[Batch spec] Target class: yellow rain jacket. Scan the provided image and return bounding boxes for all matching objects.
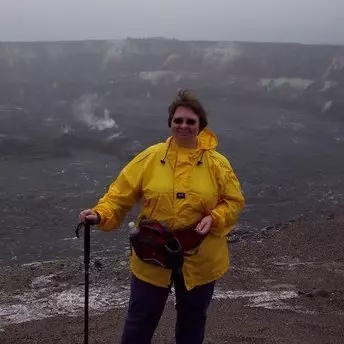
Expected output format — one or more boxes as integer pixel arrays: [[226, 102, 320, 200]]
[[93, 128, 245, 290]]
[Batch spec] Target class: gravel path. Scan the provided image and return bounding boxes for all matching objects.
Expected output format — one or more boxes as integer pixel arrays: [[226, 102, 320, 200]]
[[1, 209, 344, 343]]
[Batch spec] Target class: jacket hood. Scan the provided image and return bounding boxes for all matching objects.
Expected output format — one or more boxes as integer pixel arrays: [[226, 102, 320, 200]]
[[197, 127, 218, 151]]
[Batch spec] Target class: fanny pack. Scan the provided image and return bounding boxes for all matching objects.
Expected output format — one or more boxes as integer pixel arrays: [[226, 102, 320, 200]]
[[129, 219, 207, 273]]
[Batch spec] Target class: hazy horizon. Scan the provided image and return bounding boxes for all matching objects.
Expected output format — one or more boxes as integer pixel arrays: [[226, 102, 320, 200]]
[[1, 0, 343, 45]]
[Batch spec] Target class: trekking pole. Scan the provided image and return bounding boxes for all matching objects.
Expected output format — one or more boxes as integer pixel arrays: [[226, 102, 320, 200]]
[[75, 220, 91, 344]]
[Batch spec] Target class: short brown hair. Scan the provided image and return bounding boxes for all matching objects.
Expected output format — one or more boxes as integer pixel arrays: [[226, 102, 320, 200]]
[[168, 89, 208, 131]]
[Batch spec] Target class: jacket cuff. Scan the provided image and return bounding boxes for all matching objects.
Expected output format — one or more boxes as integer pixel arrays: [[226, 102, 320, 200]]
[[94, 210, 101, 224], [92, 207, 104, 226]]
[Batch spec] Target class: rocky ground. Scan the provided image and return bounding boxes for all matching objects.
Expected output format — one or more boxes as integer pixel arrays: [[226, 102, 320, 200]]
[[1, 208, 344, 344]]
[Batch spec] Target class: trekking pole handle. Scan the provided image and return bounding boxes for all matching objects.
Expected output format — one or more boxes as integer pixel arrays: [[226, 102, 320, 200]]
[[75, 220, 94, 238]]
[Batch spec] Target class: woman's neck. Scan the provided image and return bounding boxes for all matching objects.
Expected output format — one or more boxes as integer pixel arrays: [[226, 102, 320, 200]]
[[174, 138, 197, 149]]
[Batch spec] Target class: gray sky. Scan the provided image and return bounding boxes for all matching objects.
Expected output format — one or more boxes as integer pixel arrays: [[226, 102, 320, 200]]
[[1, 0, 343, 44]]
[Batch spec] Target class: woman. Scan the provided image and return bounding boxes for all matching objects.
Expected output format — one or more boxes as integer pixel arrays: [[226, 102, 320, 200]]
[[79, 89, 245, 344]]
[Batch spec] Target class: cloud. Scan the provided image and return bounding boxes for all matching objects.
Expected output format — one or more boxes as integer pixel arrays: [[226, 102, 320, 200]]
[[0, 0, 343, 44]]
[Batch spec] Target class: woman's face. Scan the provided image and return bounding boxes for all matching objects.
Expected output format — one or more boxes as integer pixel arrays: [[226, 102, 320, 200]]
[[171, 106, 200, 147]]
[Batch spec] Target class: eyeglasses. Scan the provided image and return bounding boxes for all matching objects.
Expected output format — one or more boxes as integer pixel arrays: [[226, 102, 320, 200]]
[[172, 118, 197, 125]]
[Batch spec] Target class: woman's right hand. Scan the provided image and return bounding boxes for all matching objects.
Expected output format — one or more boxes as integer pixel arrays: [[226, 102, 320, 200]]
[[79, 209, 100, 224]]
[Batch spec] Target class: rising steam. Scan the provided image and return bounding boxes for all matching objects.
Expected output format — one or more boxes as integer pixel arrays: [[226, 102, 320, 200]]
[[73, 94, 118, 131]]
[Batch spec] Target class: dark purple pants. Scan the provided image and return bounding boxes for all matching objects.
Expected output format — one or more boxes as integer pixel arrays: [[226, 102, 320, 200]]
[[120, 273, 215, 344]]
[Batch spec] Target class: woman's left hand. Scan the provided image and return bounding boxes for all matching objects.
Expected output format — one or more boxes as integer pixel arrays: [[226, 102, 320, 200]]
[[195, 215, 213, 235]]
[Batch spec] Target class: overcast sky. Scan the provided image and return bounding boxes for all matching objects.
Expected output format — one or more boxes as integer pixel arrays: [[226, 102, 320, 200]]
[[1, 0, 343, 44]]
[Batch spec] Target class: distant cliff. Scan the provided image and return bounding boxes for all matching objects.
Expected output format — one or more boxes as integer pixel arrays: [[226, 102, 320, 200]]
[[0, 38, 343, 118]]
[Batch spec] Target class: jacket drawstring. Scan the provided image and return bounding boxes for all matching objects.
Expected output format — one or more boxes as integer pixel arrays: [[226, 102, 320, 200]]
[[197, 150, 204, 165], [160, 138, 173, 164]]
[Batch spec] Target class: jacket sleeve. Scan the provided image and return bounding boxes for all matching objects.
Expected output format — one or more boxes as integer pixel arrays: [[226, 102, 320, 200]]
[[210, 154, 245, 237], [92, 151, 148, 232]]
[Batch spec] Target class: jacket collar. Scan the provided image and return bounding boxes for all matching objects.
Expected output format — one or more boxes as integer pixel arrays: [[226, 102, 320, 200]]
[[160, 128, 218, 164]]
